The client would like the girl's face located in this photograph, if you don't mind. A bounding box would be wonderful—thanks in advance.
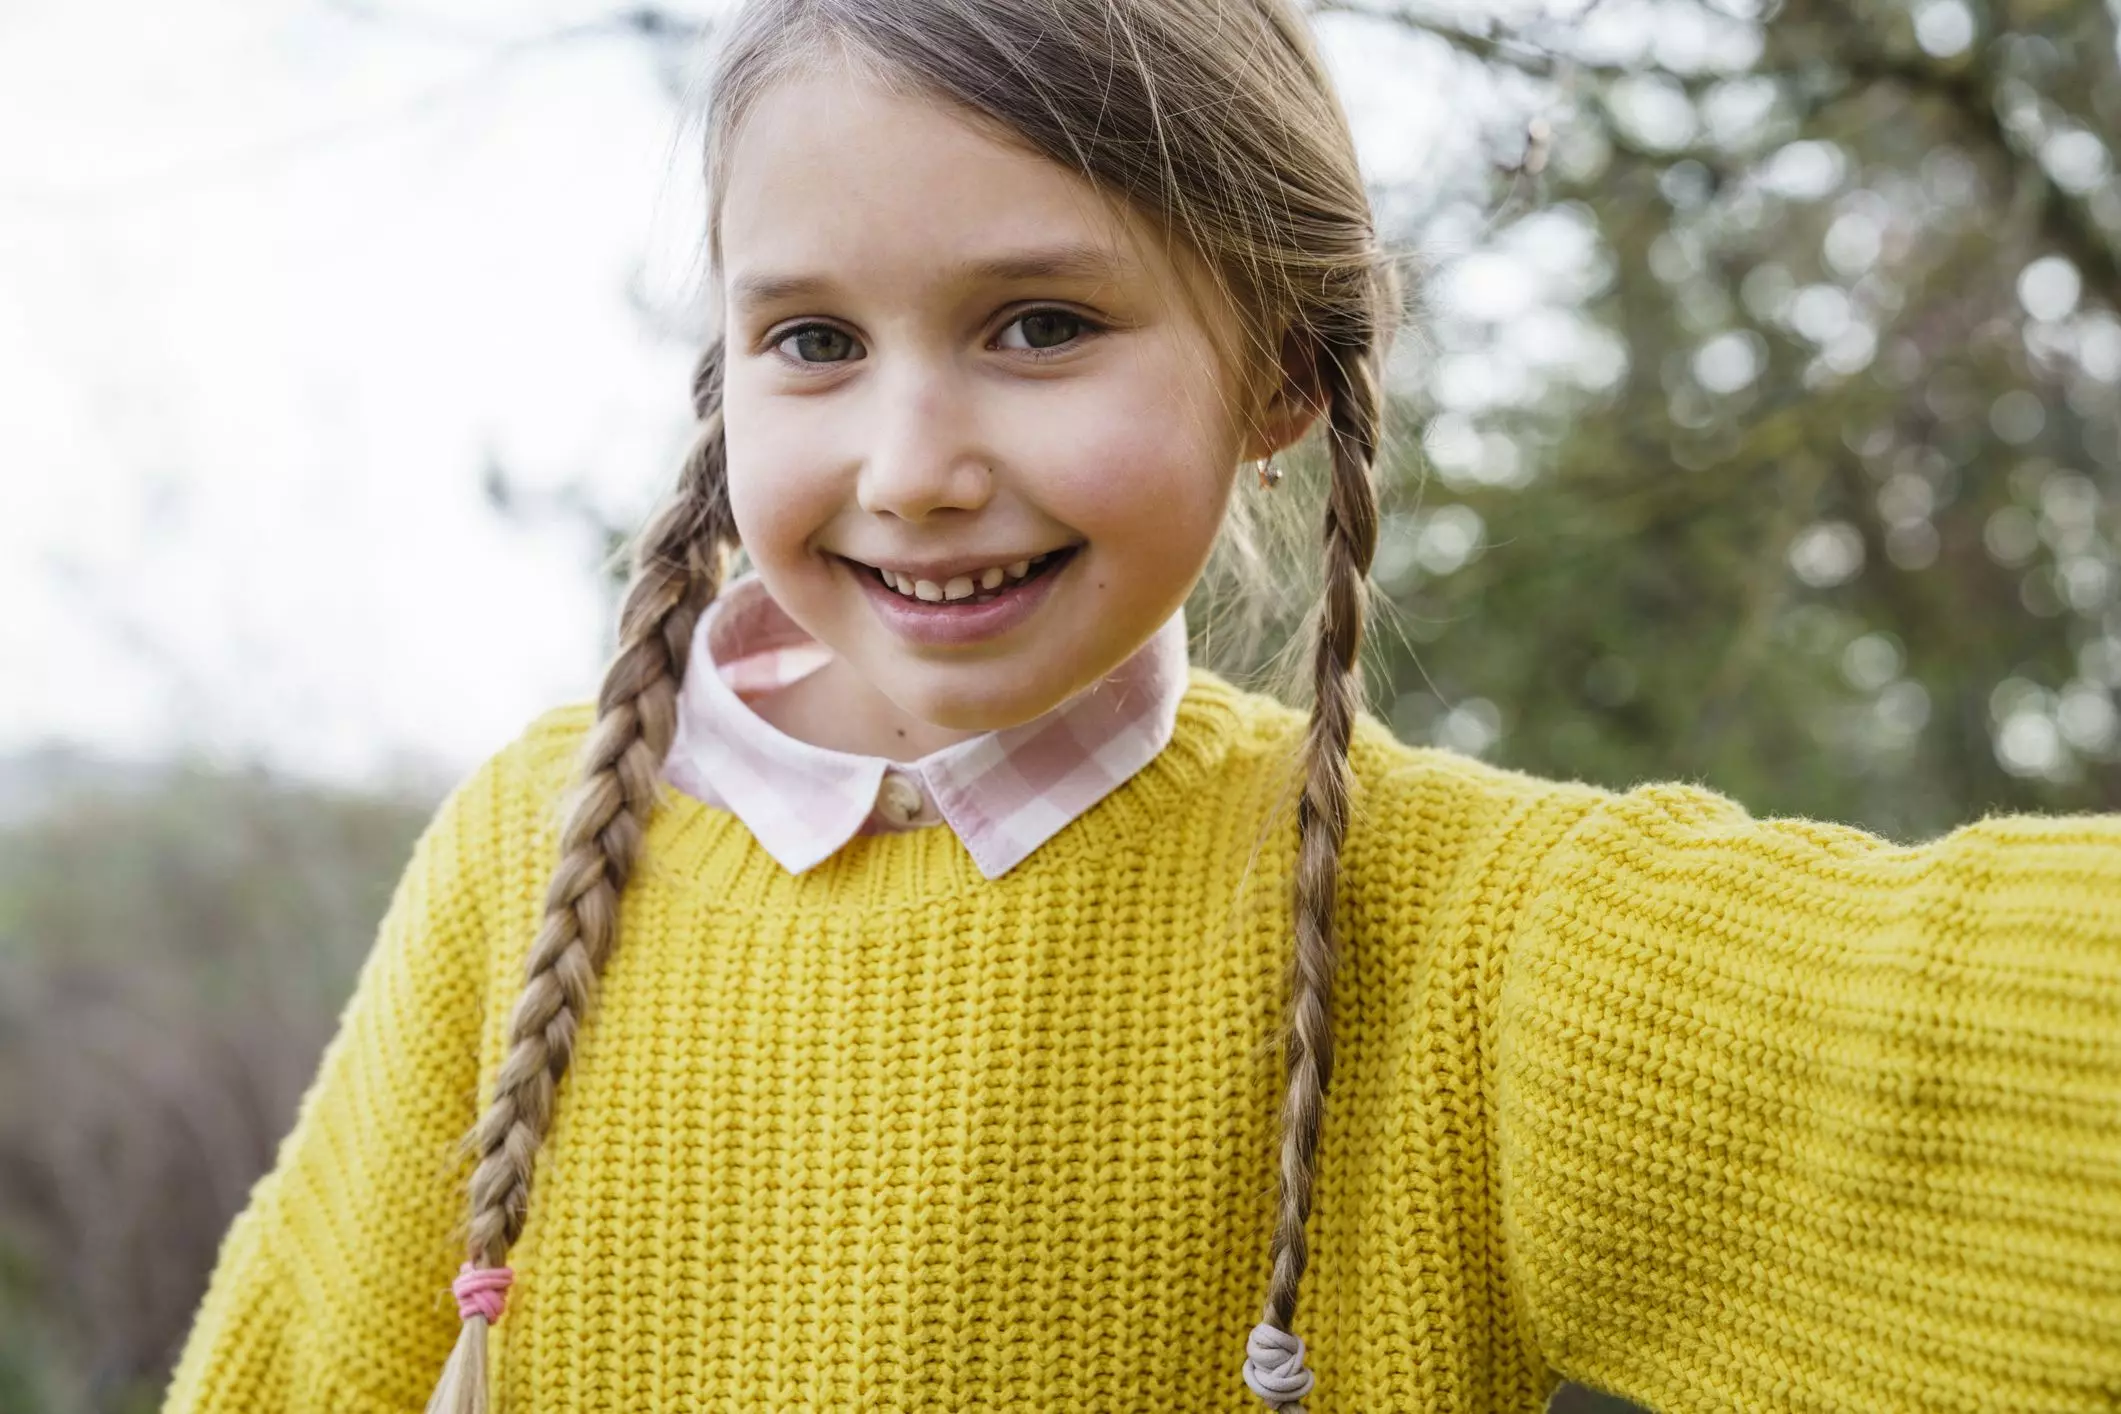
[716,62,1276,734]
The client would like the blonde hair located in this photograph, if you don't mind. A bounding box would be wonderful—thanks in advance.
[425,3,1403,1411]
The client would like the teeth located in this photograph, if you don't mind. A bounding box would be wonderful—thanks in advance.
[868,553,1061,599]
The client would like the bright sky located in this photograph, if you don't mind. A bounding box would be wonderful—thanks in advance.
[0,0,1485,786]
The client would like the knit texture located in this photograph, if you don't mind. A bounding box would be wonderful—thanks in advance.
[161,669,2121,1413]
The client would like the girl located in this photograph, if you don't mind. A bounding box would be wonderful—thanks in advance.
[164,0,2119,1410]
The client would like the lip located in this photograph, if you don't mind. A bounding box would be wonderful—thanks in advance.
[842,546,1078,647]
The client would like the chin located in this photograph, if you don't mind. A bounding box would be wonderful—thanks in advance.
[888,665,1074,735]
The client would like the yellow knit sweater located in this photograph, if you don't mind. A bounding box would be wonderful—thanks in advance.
[163,670,2121,1413]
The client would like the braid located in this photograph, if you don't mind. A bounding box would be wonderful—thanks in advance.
[1245,325,1383,1413]
[423,340,736,1414]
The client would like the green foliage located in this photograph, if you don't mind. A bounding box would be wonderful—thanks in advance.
[1313,0,2121,845]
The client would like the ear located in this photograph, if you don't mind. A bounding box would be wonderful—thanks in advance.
[1242,328,1328,463]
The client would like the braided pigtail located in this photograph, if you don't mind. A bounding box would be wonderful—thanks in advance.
[1242,315,1385,1413]
[423,340,736,1414]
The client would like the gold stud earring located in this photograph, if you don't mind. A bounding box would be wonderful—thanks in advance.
[1256,454,1282,490]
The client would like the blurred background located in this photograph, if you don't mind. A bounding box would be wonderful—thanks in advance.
[2,0,2116,1409]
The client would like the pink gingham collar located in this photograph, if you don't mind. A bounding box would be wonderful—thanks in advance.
[663,570,1190,879]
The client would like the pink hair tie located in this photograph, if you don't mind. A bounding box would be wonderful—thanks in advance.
[452,1261,514,1323]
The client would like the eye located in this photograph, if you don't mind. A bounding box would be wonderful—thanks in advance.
[997,308,1098,356]
[772,323,862,365]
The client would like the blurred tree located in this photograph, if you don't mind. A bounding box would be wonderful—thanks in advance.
[1315,0,2121,845]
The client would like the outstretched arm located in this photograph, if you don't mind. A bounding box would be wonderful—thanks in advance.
[1501,783,2121,1413]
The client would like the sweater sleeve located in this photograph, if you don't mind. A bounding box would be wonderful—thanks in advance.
[160,739,518,1413]
[1497,782,2121,1414]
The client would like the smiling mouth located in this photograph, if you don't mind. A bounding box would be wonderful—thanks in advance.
[844,546,1080,605]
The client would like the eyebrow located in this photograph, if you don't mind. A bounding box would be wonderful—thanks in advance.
[727,242,1136,313]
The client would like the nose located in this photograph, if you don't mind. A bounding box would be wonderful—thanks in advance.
[855,360,994,521]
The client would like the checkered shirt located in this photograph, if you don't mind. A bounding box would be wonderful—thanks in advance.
[664,570,1190,879]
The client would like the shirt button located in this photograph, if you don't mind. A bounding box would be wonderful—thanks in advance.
[875,771,928,827]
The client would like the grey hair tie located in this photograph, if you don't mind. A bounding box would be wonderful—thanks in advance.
[1243,1321,1316,1405]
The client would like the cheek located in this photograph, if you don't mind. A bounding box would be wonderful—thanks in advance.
[721,385,838,564]
[1033,365,1235,555]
